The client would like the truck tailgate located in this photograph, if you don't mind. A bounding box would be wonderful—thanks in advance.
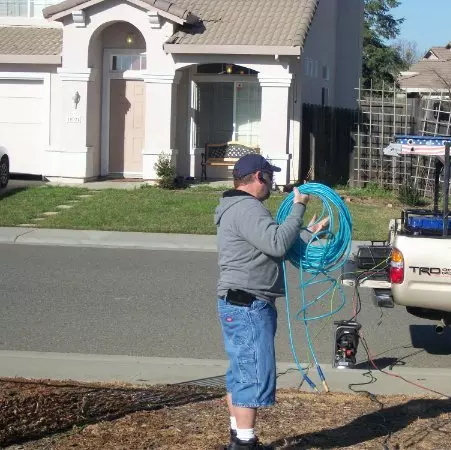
[392,235,451,312]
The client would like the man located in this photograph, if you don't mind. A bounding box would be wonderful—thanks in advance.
[214,154,327,449]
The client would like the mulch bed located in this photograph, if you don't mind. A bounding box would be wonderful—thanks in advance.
[1,377,450,449]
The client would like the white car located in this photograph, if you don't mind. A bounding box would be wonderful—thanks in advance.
[0,146,9,188]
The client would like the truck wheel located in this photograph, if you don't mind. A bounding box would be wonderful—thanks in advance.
[0,157,9,188]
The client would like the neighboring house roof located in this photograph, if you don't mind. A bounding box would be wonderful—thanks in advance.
[399,45,451,91]
[425,47,451,61]
[164,0,318,55]
[0,26,62,64]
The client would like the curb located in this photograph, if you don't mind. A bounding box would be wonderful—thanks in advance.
[0,227,218,252]
[0,351,449,397]
[0,227,371,253]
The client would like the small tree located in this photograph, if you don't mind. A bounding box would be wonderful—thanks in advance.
[154,153,177,189]
[363,0,405,88]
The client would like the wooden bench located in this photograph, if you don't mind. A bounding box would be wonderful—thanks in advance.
[200,142,260,181]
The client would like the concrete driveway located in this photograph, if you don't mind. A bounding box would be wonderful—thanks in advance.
[2,177,151,192]
[1,177,46,195]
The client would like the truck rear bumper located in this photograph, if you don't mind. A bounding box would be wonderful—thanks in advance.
[373,289,394,308]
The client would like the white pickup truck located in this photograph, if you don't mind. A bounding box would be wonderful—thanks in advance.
[343,136,451,334]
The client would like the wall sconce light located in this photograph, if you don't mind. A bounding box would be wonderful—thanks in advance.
[126,33,135,45]
[226,64,233,74]
[72,91,80,109]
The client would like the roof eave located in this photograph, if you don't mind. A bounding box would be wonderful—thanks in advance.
[400,87,451,94]
[44,0,102,21]
[164,44,302,56]
[44,0,198,24]
[0,54,61,64]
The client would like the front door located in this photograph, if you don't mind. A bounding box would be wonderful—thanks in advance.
[109,79,145,175]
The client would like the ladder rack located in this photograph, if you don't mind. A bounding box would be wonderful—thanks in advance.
[383,135,450,237]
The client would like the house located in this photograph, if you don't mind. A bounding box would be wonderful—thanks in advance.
[399,43,451,93]
[0,0,363,185]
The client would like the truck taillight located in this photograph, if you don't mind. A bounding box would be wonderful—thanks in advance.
[390,248,404,284]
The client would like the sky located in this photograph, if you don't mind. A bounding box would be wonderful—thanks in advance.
[391,0,451,54]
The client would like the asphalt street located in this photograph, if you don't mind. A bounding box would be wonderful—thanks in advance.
[1,244,450,368]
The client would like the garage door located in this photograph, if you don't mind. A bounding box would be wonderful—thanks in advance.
[0,79,44,175]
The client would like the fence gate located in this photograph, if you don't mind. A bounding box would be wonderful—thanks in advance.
[301,104,357,186]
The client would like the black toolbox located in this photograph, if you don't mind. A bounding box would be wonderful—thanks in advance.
[355,242,392,270]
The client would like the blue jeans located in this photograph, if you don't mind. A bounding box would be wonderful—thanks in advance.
[217,297,277,408]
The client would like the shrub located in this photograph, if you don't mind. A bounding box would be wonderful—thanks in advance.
[154,154,177,189]
[398,182,423,206]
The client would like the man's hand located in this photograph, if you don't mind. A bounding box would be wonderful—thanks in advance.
[294,188,309,205]
[307,214,330,234]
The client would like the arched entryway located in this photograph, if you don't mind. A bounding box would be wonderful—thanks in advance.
[92,21,147,178]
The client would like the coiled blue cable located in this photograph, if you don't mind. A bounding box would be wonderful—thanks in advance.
[276,183,352,391]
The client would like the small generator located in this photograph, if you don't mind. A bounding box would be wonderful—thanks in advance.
[332,320,362,369]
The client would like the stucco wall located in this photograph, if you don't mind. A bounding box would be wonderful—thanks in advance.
[334,0,364,109]
[49,70,62,151]
[61,0,176,72]
[102,21,146,49]
[175,68,190,177]
[300,0,363,109]
[300,0,338,106]
[289,57,302,182]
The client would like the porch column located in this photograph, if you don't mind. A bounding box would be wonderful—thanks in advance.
[258,74,293,186]
[142,72,182,180]
[44,68,98,182]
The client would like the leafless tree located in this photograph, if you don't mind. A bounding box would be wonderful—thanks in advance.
[392,39,421,68]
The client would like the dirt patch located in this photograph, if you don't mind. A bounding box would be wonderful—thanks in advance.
[1,378,451,449]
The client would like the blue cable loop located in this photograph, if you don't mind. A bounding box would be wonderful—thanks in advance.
[276,183,353,391]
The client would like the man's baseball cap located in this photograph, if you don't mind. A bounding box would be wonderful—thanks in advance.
[232,154,281,178]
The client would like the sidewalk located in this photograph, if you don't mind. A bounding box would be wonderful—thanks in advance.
[0,226,371,253]
[0,227,218,252]
[0,350,449,397]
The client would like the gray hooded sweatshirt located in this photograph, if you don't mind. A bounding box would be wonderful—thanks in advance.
[215,190,306,302]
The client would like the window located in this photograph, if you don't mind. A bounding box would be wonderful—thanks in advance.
[235,83,261,146]
[321,87,329,106]
[304,58,318,78]
[0,0,60,17]
[322,65,330,81]
[196,81,262,147]
[111,54,147,72]
[304,58,312,76]
[313,60,319,78]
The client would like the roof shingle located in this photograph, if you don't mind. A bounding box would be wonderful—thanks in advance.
[400,60,451,90]
[426,47,451,61]
[167,0,318,48]
[0,26,62,56]
[2,0,318,58]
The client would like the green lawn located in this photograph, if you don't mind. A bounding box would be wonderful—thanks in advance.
[0,186,89,227]
[0,185,406,240]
